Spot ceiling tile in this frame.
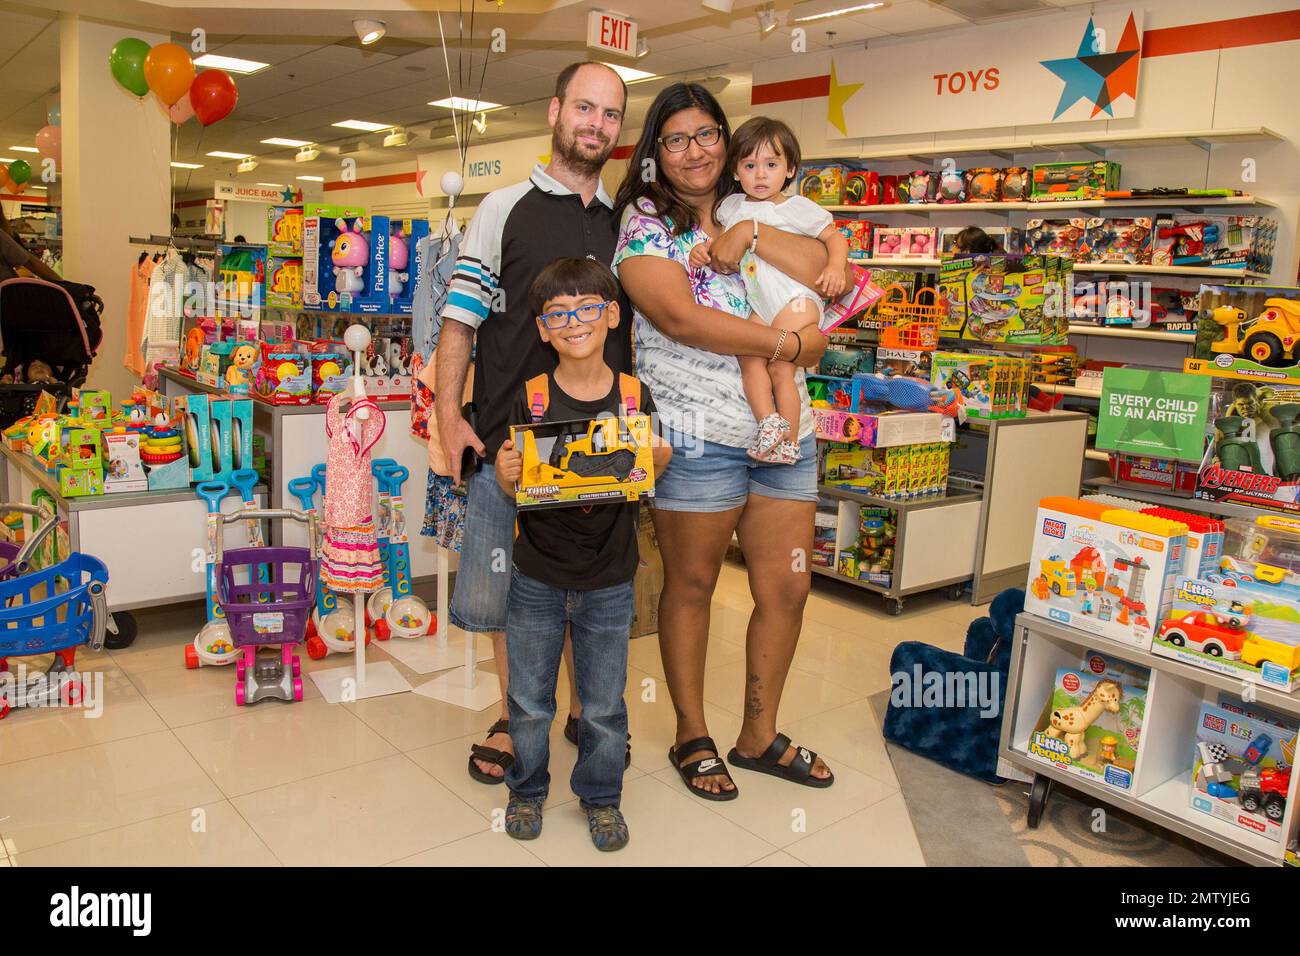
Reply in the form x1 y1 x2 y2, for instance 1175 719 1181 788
864 0 971 35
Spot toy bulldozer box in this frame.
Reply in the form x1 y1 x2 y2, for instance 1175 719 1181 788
510 373 655 511
1185 285 1300 387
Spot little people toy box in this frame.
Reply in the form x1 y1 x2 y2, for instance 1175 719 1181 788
1026 650 1150 792
1025 497 1188 648
510 413 655 511
1192 702 1296 840
267 205 304 256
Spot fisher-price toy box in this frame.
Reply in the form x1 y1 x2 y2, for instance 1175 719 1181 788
1025 651 1150 793
267 205 304 256
302 204 388 313
266 255 303 309
1024 497 1188 649
509 414 655 511
1191 702 1296 841
385 219 431 314
252 342 312 406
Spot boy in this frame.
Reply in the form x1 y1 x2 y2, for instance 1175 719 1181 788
495 258 671 851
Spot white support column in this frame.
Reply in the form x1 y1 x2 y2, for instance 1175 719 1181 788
60 14 170 400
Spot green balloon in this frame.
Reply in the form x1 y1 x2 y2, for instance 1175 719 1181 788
109 37 151 97
7 160 30 186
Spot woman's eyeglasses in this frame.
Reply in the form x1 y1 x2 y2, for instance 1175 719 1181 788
538 301 611 330
657 126 723 153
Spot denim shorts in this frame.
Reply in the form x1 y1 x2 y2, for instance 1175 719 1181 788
653 428 819 513
448 468 515 633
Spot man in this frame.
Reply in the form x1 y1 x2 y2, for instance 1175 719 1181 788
435 61 632 784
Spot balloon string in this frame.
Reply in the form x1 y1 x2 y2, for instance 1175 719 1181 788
435 12 464 171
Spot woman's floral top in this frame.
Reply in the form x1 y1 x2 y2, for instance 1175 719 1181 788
613 198 812 448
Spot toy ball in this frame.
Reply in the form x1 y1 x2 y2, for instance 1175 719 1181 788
343 324 371 353
276 361 298 382
440 171 463 198
318 360 341 380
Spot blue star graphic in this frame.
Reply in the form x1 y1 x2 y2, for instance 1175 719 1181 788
1040 17 1113 120
280 186 298 203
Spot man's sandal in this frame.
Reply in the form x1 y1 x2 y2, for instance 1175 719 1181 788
668 735 739 802
727 733 834 789
468 718 514 785
563 715 631 769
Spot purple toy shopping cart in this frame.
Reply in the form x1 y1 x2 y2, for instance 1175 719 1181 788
215 508 318 706
0 502 59 582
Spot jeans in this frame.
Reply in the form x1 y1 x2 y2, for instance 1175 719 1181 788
504 567 634 809
448 468 515 632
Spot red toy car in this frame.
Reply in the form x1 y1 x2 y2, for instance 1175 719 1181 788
1156 610 1248 659
1241 766 1289 821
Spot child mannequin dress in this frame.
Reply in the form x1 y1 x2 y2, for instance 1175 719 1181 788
321 391 386 592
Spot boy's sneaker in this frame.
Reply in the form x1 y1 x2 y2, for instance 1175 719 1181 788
586 806 630 852
505 793 545 841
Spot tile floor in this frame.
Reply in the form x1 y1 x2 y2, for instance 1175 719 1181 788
0 561 986 866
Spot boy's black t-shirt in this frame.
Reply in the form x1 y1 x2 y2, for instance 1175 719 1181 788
507 372 655 592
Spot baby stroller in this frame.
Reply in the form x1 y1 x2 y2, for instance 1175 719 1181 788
0 277 103 428
0 537 109 720
215 507 318 706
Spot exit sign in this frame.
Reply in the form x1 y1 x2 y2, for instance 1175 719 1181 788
587 10 638 58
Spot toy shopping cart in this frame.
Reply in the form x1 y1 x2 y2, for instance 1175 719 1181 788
877 283 944 350
0 550 109 720
215 507 317 706
0 502 59 582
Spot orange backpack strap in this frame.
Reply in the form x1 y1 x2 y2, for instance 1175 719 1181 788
525 373 549 423
618 373 640 417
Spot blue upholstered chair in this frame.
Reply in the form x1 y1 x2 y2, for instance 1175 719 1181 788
882 588 1024 784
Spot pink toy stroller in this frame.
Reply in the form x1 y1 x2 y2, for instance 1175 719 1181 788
215 507 318 706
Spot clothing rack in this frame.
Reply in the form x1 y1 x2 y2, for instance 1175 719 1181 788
128 234 220 250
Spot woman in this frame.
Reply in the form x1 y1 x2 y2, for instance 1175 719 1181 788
0 207 61 283
612 84 843 799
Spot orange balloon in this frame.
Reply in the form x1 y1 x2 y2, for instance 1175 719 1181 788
0 169 11 193
142 43 195 107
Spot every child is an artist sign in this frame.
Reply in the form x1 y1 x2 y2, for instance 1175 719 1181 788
1095 368 1211 463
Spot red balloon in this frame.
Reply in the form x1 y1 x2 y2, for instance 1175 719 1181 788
189 70 238 127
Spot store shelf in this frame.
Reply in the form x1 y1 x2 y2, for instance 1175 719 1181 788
1071 262 1269 280
1066 324 1197 343
827 203 1027 214
1084 449 1110 463
848 256 940 268
818 484 981 511
825 195 1272 216
158 365 410 414
804 127 1283 164
1080 476 1279 522
810 562 890 595
1032 382 1103 398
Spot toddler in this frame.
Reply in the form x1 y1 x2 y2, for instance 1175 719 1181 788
690 117 849 464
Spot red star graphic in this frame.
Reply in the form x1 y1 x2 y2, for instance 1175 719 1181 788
1101 14 1141 116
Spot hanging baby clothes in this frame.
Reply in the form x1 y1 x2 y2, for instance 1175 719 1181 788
321 392 386 592
124 254 157 377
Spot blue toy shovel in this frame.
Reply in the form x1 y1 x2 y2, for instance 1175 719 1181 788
185 480 238 669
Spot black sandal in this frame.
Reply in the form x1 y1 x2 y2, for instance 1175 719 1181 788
727 733 834 789
468 719 514 785
564 714 632 769
668 735 739 802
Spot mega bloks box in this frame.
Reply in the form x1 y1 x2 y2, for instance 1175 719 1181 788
267 205 304 256
1025 497 1188 648
1192 702 1296 840
510 413 655 510
1030 160 1120 200
1025 650 1150 792
1152 514 1300 689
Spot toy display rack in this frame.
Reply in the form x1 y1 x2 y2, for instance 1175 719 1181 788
999 611 1300 867
815 409 1089 610
1080 475 1284 523
0 440 268 647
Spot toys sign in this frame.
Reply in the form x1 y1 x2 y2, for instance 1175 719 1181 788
822 9 1142 139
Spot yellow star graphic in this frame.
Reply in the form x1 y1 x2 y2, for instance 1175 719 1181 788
826 59 862 137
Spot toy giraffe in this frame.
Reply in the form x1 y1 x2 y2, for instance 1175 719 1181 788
1045 679 1122 760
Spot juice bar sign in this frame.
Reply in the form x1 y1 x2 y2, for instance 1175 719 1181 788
216 180 303 204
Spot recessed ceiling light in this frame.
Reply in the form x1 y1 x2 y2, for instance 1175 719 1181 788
207 151 252 160
0 157 15 163
28 185 46 190
257 182 285 187
9 146 37 153
171 161 204 169
193 54 270 75
789 0 886 23
354 18 386 45
428 96 503 111
297 175 324 182
702 0 734 11
601 63 657 83
332 120 395 132
260 137 313 148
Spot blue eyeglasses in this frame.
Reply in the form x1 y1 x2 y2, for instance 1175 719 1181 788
538 301 611 330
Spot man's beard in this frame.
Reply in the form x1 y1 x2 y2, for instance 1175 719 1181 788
552 122 613 176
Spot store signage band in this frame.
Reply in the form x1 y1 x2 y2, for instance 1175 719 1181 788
587 10 637 58
215 180 303 204
824 8 1143 139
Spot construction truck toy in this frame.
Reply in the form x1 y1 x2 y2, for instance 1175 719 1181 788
1208 299 1300 368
